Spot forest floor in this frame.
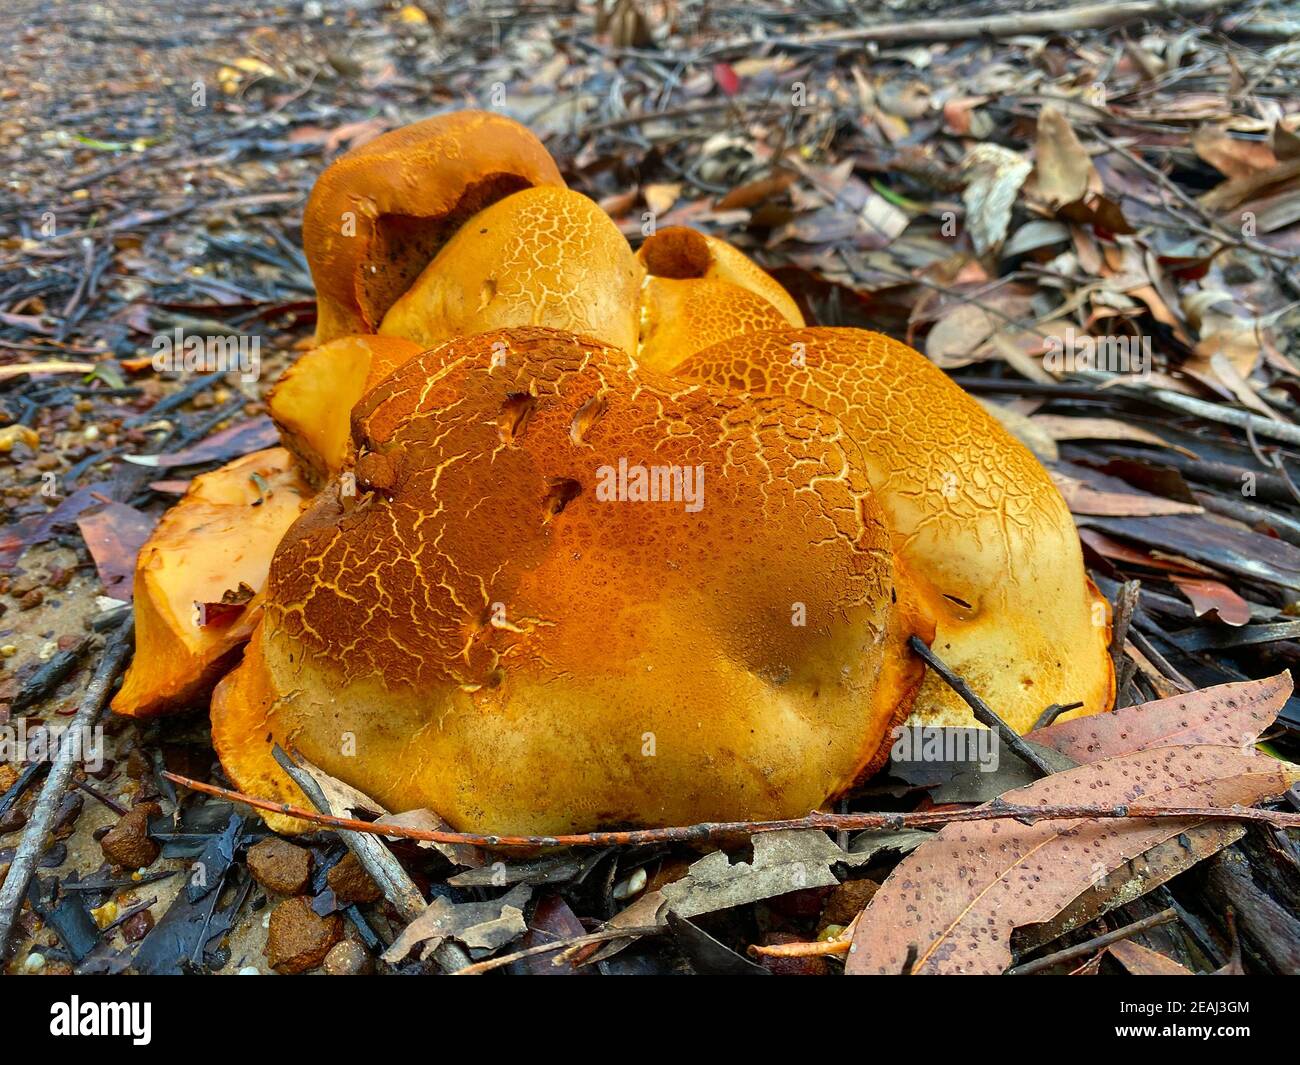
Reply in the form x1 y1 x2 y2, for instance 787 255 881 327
1 0 1299 975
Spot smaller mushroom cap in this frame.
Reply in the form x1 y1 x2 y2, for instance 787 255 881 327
637 226 805 327
379 186 644 354
638 276 794 373
303 111 564 342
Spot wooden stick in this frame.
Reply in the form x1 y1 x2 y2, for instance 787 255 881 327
1006 907 1178 974
271 747 425 923
0 616 134 955
163 772 1300 847
907 635 1058 777
270 747 471 974
770 0 1231 47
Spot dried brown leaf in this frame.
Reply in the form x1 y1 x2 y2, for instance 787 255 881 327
845 746 1298 974
1031 673 1290 762
1107 939 1194 975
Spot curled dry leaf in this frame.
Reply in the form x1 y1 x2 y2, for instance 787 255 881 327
1169 575 1252 627
845 745 1299 975
961 143 1032 254
1031 672 1291 763
381 883 531 964
662 830 873 920
1035 104 1100 209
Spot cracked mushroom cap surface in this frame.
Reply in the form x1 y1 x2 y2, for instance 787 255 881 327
212 327 932 835
638 276 795 374
673 326 1115 732
637 226 805 324
378 186 644 355
268 334 425 483
303 110 565 343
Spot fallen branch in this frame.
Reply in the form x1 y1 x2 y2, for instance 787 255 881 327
770 0 1231 47
163 772 1300 848
0 615 134 956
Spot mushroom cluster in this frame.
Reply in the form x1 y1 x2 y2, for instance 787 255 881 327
113 111 1114 835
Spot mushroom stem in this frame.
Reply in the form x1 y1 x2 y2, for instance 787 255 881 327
906 634 1058 778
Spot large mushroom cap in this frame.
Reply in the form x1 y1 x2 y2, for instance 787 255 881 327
378 186 644 354
303 110 564 342
674 326 1115 732
212 327 931 835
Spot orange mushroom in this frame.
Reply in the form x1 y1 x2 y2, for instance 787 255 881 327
268 334 424 483
113 112 1115 840
672 327 1115 732
635 227 806 371
112 448 312 718
378 186 644 354
303 111 564 343
638 226 805 324
212 328 933 835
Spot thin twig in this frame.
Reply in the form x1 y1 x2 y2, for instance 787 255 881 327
0 616 134 956
1006 907 1178 975
907 635 1058 777
452 925 666 976
163 772 1300 847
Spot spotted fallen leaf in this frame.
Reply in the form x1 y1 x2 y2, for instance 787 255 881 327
1015 822 1246 952
845 745 1298 975
1031 672 1291 762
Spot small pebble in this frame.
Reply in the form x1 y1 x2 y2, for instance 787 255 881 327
323 941 372 976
